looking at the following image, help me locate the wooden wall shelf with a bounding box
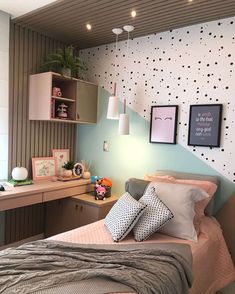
[29,72,98,124]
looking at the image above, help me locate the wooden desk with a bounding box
[0,179,93,212]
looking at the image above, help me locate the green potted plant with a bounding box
[62,160,74,177]
[40,45,87,78]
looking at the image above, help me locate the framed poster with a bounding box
[52,149,70,175]
[32,157,57,181]
[188,104,223,147]
[149,105,178,144]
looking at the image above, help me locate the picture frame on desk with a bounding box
[52,149,70,175]
[32,157,57,181]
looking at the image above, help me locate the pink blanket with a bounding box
[49,216,235,294]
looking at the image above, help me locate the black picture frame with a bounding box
[149,105,178,144]
[188,104,223,147]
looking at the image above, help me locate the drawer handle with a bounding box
[80,205,83,211]
[75,204,78,210]
[77,113,80,119]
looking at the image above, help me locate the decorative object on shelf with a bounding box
[51,98,56,118]
[95,183,107,200]
[52,149,70,176]
[91,175,103,184]
[6,179,33,187]
[118,25,134,135]
[107,28,123,120]
[11,165,28,181]
[57,103,68,119]
[149,105,178,144]
[188,104,223,147]
[52,87,62,97]
[32,157,57,181]
[73,162,84,178]
[94,177,112,200]
[40,45,87,79]
[81,160,91,179]
[62,160,75,177]
[0,185,5,191]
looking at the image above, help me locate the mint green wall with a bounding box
[77,88,235,214]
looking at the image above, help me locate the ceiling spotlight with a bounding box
[131,10,136,18]
[86,23,92,30]
[188,0,193,2]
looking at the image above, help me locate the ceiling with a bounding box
[13,0,235,49]
[0,0,57,18]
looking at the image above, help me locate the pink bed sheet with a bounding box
[49,216,235,294]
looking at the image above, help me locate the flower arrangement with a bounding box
[81,160,91,179]
[81,160,91,172]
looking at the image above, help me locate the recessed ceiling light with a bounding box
[131,10,136,18]
[188,0,193,2]
[86,23,92,30]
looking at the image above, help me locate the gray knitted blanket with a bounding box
[0,240,193,294]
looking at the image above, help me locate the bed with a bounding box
[0,171,234,294]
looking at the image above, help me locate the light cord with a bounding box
[124,30,130,114]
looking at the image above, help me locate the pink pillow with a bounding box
[172,179,217,217]
[144,174,217,216]
[144,174,217,235]
[144,174,175,182]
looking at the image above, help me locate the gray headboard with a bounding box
[125,170,220,216]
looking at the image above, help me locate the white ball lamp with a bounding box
[12,165,28,181]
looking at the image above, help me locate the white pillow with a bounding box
[133,186,174,242]
[104,192,146,242]
[146,182,208,241]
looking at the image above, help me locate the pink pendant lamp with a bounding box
[118,25,134,135]
[107,28,123,119]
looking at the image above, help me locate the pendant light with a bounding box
[118,25,134,135]
[107,28,123,119]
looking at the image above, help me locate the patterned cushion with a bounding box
[104,192,147,242]
[133,187,174,242]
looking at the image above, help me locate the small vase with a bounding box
[62,68,71,77]
[62,169,72,178]
[83,171,91,179]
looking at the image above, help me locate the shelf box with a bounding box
[29,72,98,124]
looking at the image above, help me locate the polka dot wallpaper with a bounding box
[80,17,235,183]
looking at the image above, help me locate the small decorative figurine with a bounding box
[94,177,112,200]
[52,87,62,97]
[57,103,68,119]
[95,183,107,200]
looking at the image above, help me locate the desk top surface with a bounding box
[0,178,91,200]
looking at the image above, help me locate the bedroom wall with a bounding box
[77,16,235,213]
[0,10,10,245]
[2,23,77,245]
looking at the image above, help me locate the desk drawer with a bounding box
[43,184,93,202]
[0,193,42,211]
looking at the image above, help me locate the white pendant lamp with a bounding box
[118,25,134,135]
[118,102,130,135]
[107,28,123,119]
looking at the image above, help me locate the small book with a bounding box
[6,179,33,187]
